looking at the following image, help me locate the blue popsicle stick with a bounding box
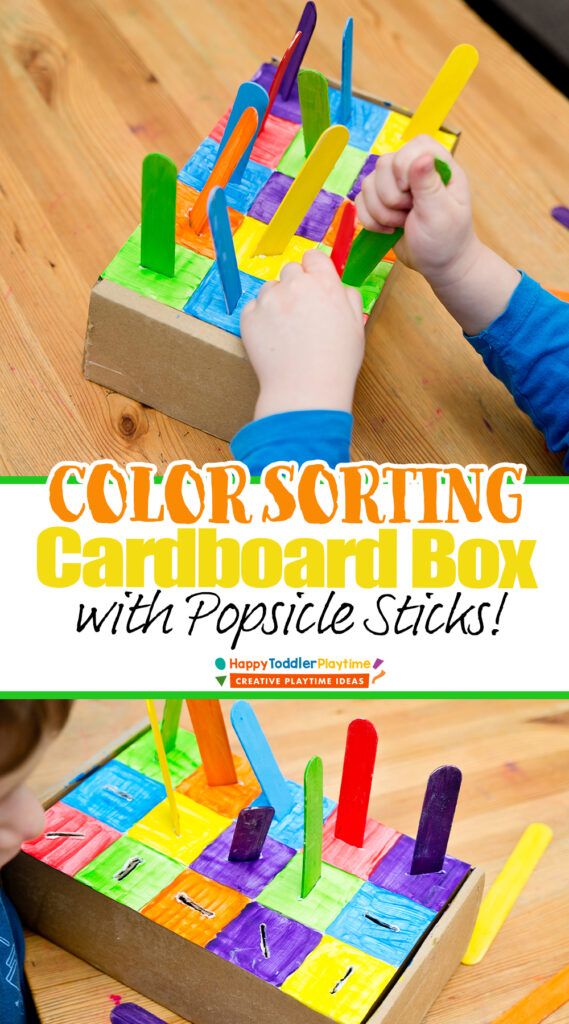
[207,187,242,314]
[230,701,293,820]
[339,17,354,126]
[218,81,269,183]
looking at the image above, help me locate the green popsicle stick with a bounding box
[342,159,452,287]
[140,152,177,277]
[301,755,323,899]
[298,70,331,157]
[161,699,183,752]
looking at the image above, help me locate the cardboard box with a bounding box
[83,67,459,443]
[5,724,482,1024]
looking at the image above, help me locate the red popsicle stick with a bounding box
[334,719,378,847]
[260,31,303,131]
[331,201,356,277]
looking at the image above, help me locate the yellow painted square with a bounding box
[370,111,457,155]
[128,793,231,864]
[281,935,396,1024]
[234,216,316,281]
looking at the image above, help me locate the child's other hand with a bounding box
[355,136,476,289]
[241,250,365,420]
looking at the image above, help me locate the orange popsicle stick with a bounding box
[190,107,259,234]
[550,288,569,302]
[331,200,356,276]
[186,699,238,786]
[491,965,569,1024]
[261,31,303,131]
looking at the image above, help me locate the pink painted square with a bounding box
[22,802,120,876]
[210,110,299,169]
[322,809,400,880]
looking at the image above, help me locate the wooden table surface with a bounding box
[23,697,569,1024]
[1,0,568,474]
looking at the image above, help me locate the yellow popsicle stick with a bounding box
[463,823,553,965]
[491,965,569,1024]
[401,44,479,145]
[253,125,349,256]
[146,699,181,837]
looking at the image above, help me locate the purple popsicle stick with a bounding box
[280,2,317,101]
[410,765,462,875]
[552,206,569,230]
[111,1005,166,1024]
[229,806,275,861]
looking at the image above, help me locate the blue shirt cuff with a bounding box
[231,410,353,475]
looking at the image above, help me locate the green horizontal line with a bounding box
[0,691,566,699]
[0,474,567,485]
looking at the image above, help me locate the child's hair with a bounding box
[0,700,72,775]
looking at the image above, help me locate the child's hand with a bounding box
[356,135,475,287]
[241,250,365,420]
[356,135,520,335]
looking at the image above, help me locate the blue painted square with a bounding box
[184,266,264,337]
[327,883,435,967]
[252,780,336,850]
[178,138,272,215]
[62,760,165,833]
[330,89,390,151]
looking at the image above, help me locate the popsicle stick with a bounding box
[229,806,275,862]
[462,823,553,965]
[145,700,180,837]
[254,124,349,256]
[339,17,354,126]
[342,158,452,286]
[230,701,293,819]
[401,43,479,145]
[160,698,182,753]
[410,765,462,874]
[140,153,177,277]
[261,31,303,131]
[491,965,569,1024]
[301,756,323,898]
[334,720,378,847]
[111,1004,167,1024]
[186,699,238,786]
[191,107,259,234]
[298,69,331,156]
[280,1,317,101]
[331,201,356,276]
[208,187,242,314]
[218,82,268,183]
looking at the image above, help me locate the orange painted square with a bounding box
[175,181,243,259]
[141,868,248,946]
[177,754,261,817]
[210,109,299,169]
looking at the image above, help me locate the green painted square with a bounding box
[319,245,394,315]
[257,850,362,930]
[323,146,368,197]
[75,835,182,910]
[102,225,213,310]
[277,130,308,178]
[116,727,201,786]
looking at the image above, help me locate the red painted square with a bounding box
[210,110,299,169]
[22,802,120,876]
[322,809,400,880]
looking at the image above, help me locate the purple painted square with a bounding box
[251,63,302,123]
[368,834,471,912]
[191,824,295,897]
[348,154,379,201]
[207,902,321,986]
[249,172,343,242]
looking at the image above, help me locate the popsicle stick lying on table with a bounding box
[111,1003,167,1024]
[280,1,317,100]
[140,153,177,277]
[411,765,462,874]
[254,124,349,256]
[301,756,323,898]
[190,107,259,234]
[342,158,451,287]
[462,822,553,965]
[400,43,479,145]
[146,699,180,837]
[186,699,238,786]
[218,81,268,183]
[230,700,293,819]
[261,30,303,131]
[491,964,569,1024]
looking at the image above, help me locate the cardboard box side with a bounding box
[84,279,259,441]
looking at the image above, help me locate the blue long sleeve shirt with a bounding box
[0,887,27,1024]
[231,274,569,473]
